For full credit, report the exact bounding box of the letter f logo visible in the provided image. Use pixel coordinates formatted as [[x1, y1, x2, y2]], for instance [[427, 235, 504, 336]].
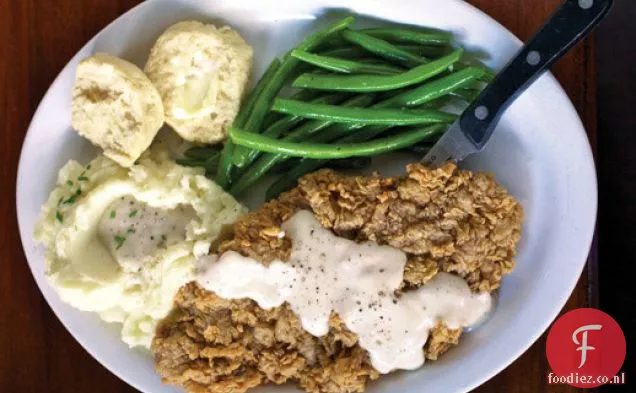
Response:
[[572, 324, 602, 368]]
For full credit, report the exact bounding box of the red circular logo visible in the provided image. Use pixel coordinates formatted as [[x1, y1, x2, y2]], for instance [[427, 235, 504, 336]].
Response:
[[546, 308, 626, 388]]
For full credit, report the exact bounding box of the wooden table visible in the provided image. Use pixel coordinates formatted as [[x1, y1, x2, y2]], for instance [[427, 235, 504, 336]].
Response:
[[0, 1, 596, 392]]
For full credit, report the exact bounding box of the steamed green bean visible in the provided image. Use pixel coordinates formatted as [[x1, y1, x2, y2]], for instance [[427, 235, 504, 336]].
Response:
[[183, 147, 221, 160], [229, 95, 375, 195], [216, 59, 281, 187], [231, 16, 356, 171], [234, 58, 281, 128], [291, 49, 402, 75], [360, 27, 452, 46], [386, 66, 488, 107], [264, 124, 445, 199], [233, 93, 349, 167], [341, 29, 429, 68], [292, 48, 463, 92], [272, 99, 456, 125], [321, 44, 451, 60], [229, 124, 447, 159]]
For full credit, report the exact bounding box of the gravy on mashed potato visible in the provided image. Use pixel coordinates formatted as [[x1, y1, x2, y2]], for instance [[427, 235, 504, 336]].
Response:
[[98, 196, 196, 271], [35, 146, 246, 347]]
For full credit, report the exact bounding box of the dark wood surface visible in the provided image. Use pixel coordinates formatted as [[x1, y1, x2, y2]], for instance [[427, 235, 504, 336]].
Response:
[[596, 1, 635, 391], [0, 1, 598, 392]]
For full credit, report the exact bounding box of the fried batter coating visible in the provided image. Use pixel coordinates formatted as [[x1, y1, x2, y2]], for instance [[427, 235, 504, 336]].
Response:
[[152, 163, 523, 393]]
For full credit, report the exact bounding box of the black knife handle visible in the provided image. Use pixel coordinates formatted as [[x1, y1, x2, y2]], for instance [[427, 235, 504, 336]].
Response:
[[461, 0, 613, 148]]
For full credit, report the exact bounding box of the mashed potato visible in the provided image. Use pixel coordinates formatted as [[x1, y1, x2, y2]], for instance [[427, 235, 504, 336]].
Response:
[[145, 21, 253, 144], [34, 146, 246, 347]]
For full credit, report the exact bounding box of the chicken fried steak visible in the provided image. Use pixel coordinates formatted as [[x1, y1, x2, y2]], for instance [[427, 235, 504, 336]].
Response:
[[152, 163, 523, 393]]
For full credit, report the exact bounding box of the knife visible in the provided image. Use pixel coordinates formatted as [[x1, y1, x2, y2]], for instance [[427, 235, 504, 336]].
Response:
[[422, 0, 614, 167]]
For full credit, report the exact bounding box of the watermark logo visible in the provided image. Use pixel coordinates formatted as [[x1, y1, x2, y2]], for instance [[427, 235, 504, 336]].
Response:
[[546, 308, 626, 388], [572, 324, 602, 368]]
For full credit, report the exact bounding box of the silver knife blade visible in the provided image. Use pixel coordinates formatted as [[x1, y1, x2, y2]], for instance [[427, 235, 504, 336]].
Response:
[[421, 120, 480, 167]]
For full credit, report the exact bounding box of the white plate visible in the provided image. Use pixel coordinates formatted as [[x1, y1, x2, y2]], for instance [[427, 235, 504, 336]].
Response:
[[16, 0, 597, 392]]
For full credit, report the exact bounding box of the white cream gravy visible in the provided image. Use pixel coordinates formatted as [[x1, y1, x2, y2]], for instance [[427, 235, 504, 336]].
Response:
[[196, 210, 491, 373], [98, 195, 195, 270]]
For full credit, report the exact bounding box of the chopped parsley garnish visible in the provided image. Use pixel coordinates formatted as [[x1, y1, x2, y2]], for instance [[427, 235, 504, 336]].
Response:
[[66, 180, 73, 187], [77, 176, 89, 181], [62, 195, 76, 205], [86, 164, 91, 170], [114, 234, 126, 249], [127, 228, 136, 234], [55, 211, 64, 223], [109, 210, 116, 219], [62, 189, 82, 205], [129, 209, 138, 218], [57, 196, 64, 206], [161, 234, 167, 241]]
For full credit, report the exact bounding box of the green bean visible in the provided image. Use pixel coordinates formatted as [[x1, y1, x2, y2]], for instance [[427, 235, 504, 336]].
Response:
[[450, 88, 482, 102], [261, 89, 324, 129], [178, 150, 221, 170], [389, 67, 488, 107], [244, 17, 355, 132], [183, 147, 221, 160], [265, 160, 315, 199], [452, 61, 495, 82], [331, 64, 477, 119], [272, 99, 455, 125], [177, 158, 205, 168], [215, 142, 235, 188], [217, 59, 280, 187], [229, 17, 355, 174], [376, 68, 483, 109], [230, 125, 365, 196], [229, 124, 447, 159], [264, 124, 445, 199], [233, 93, 349, 168], [291, 49, 402, 75], [270, 158, 302, 174], [396, 44, 452, 58], [264, 126, 393, 200], [326, 156, 372, 170], [341, 29, 428, 68], [216, 59, 282, 187], [321, 44, 450, 60], [274, 155, 372, 175], [261, 64, 474, 192], [360, 27, 452, 46], [229, 95, 375, 195], [322, 35, 350, 48], [292, 48, 463, 92], [234, 59, 282, 128], [320, 46, 381, 59], [286, 95, 375, 139]]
